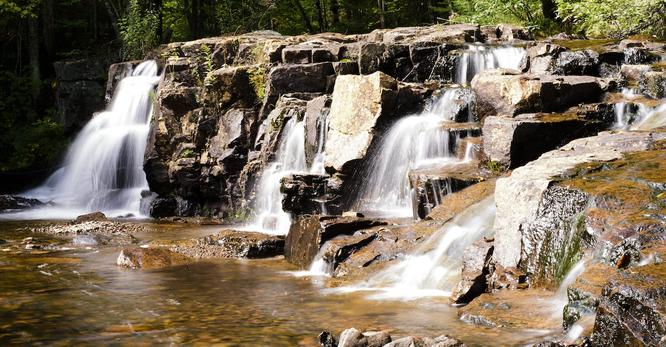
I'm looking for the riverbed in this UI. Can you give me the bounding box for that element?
[0,221,559,346]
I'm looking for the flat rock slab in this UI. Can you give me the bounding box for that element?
[458,289,561,330]
[29,221,144,246]
[155,229,285,259]
[426,179,496,221]
[408,161,487,219]
[472,70,614,118]
[117,248,191,269]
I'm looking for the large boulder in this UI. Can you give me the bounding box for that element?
[482,104,614,168]
[280,173,343,216]
[284,215,387,268]
[472,70,613,119]
[324,72,422,174]
[451,238,494,304]
[552,49,600,76]
[266,62,335,97]
[493,131,666,287]
[639,71,666,99]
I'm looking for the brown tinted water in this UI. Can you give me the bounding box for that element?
[0,221,559,346]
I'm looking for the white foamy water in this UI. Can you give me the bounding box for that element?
[455,45,526,84]
[551,258,587,317]
[331,198,495,300]
[631,102,666,130]
[250,117,308,235]
[4,61,160,220]
[354,89,469,217]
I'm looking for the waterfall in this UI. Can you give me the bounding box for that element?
[354,89,465,217]
[310,112,330,175]
[613,88,642,129]
[455,44,526,84]
[251,117,308,235]
[16,61,160,219]
[333,198,495,300]
[631,102,666,130]
[553,259,586,311]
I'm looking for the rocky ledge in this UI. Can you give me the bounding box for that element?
[29,217,146,246]
[319,328,465,347]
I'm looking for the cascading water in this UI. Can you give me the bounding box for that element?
[632,102,666,130]
[310,113,330,175]
[333,197,496,300]
[354,89,465,217]
[612,87,666,130]
[251,117,308,235]
[455,44,526,84]
[552,258,587,315]
[12,61,160,219]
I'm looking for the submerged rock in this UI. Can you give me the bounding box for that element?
[116,247,191,269]
[158,229,284,259]
[30,221,142,246]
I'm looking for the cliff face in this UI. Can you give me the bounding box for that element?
[136,24,527,218]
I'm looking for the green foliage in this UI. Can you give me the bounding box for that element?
[0,0,40,18]
[180,148,197,158]
[450,0,550,32]
[556,0,666,38]
[0,118,68,172]
[248,67,266,100]
[226,207,253,222]
[119,0,160,60]
[486,160,505,175]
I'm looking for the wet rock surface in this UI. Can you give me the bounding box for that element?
[29,221,144,246]
[325,328,465,347]
[482,104,614,168]
[408,161,486,219]
[493,131,666,287]
[117,247,191,269]
[472,70,613,118]
[156,229,285,259]
[0,195,43,212]
[285,216,388,268]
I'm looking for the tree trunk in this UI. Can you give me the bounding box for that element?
[377,0,385,28]
[28,18,40,109]
[330,0,339,26]
[41,0,55,62]
[314,0,326,32]
[154,0,163,42]
[293,0,314,33]
[540,0,559,22]
[102,0,121,38]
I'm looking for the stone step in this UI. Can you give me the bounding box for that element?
[408,160,486,219]
[285,215,389,268]
[456,136,482,161]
